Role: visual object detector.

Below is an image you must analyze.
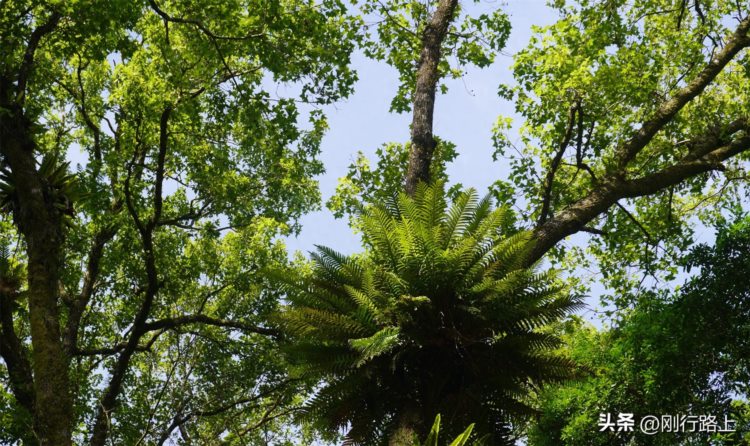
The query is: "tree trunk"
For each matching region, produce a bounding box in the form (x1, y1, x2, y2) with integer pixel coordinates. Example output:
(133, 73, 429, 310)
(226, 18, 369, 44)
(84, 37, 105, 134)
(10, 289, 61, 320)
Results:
(389, 405, 421, 446)
(528, 179, 620, 265)
(0, 105, 73, 446)
(404, 0, 459, 196)
(25, 225, 72, 446)
(0, 289, 37, 446)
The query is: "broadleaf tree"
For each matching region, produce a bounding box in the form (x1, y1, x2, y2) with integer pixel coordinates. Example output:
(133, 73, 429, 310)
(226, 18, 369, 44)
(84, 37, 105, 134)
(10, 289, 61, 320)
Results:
(527, 216, 750, 445)
(333, 0, 750, 291)
(0, 0, 358, 444)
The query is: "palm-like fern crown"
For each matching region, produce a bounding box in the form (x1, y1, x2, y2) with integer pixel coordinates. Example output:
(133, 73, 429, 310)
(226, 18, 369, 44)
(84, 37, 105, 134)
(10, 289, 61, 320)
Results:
(275, 183, 582, 445)
(0, 154, 80, 228)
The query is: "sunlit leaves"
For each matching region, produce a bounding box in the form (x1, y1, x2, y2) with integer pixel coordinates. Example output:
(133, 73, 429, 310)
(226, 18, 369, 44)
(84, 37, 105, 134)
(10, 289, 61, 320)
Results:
(358, 0, 510, 112)
(496, 0, 750, 299)
(1, 0, 361, 443)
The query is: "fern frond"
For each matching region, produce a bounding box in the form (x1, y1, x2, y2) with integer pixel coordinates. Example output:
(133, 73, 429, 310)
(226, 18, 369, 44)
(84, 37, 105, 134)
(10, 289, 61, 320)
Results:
(349, 326, 400, 366)
(282, 307, 371, 340)
(442, 190, 478, 248)
(362, 207, 401, 268)
(464, 193, 493, 235)
(285, 343, 359, 376)
(344, 285, 382, 321)
(418, 182, 447, 229)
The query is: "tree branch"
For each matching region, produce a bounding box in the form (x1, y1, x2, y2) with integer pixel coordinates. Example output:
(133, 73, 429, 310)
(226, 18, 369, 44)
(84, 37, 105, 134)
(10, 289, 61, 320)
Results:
(528, 122, 750, 265)
(538, 101, 580, 225)
(615, 201, 654, 244)
(581, 226, 607, 236)
(527, 15, 750, 266)
(615, 15, 750, 169)
(155, 379, 298, 446)
(147, 0, 263, 42)
(150, 106, 172, 229)
(147, 0, 261, 89)
(16, 11, 61, 105)
(0, 289, 35, 416)
(75, 57, 102, 163)
(64, 225, 118, 355)
(90, 106, 173, 446)
(74, 330, 164, 357)
(144, 314, 278, 337)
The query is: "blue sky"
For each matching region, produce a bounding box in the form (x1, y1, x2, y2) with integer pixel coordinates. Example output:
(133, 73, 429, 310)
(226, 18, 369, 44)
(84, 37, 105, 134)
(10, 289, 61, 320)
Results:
(283, 1, 720, 328)
(284, 0, 560, 254)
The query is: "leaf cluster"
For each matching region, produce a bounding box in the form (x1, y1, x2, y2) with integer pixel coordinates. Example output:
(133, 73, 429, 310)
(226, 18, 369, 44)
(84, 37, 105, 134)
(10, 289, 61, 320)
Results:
(275, 183, 583, 445)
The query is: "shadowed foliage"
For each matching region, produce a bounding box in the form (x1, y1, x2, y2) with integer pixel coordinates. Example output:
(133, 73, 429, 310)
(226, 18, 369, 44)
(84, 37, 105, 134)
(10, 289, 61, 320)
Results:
(527, 216, 750, 445)
(273, 183, 584, 445)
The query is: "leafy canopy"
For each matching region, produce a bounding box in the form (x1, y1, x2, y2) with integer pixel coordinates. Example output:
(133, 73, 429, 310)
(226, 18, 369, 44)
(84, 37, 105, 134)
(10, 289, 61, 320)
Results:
(0, 0, 361, 443)
(495, 0, 750, 296)
(527, 216, 750, 445)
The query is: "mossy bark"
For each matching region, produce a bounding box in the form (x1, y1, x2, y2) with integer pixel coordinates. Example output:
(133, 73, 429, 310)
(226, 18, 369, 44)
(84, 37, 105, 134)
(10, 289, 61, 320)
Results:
(389, 405, 421, 446)
(0, 104, 73, 446)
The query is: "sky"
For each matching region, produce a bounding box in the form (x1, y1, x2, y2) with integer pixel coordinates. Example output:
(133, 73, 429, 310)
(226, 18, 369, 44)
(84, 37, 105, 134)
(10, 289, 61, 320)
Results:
(281, 0, 721, 328)
(283, 0, 560, 254)
(64, 0, 705, 324)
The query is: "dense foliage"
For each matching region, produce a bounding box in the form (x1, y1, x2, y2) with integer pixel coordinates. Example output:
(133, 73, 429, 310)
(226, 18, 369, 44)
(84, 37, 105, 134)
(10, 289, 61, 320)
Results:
(275, 184, 582, 444)
(527, 217, 750, 445)
(0, 0, 358, 444)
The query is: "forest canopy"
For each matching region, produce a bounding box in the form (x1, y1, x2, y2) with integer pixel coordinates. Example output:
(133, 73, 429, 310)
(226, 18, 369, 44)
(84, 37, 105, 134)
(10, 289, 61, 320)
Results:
(0, 0, 749, 445)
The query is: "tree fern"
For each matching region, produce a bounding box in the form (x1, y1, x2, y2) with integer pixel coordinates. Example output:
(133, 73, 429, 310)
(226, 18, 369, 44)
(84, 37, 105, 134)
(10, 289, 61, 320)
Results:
(272, 183, 582, 445)
(0, 154, 81, 228)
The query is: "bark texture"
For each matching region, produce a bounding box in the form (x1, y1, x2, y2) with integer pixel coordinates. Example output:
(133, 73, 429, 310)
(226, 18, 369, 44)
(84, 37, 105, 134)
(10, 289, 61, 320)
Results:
(0, 100, 73, 446)
(0, 10, 73, 444)
(404, 0, 459, 196)
(0, 287, 36, 422)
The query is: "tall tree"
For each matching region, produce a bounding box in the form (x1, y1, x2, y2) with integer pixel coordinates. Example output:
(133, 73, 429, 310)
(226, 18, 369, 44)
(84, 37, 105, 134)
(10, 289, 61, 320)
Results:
(328, 0, 510, 205)
(403, 0, 459, 195)
(0, 1, 357, 444)
(511, 1, 750, 268)
(0, 4, 140, 443)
